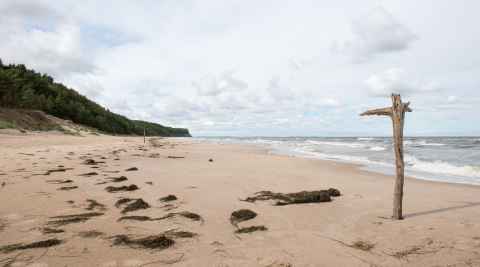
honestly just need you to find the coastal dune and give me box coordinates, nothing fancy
[1,132,479,266]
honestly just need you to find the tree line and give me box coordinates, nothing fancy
[0,59,190,136]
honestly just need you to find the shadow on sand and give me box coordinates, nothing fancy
[404,201,480,219]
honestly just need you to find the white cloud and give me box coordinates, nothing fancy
[365,68,440,96]
[194,70,248,96]
[0,2,95,78]
[447,96,457,103]
[1,1,480,135]
[339,6,417,62]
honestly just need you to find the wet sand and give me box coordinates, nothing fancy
[1,132,480,266]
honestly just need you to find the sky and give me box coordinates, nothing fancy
[1,0,480,136]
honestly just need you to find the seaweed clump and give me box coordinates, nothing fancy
[111,234,174,250]
[235,226,268,234]
[105,184,139,193]
[115,198,135,207]
[157,211,203,223]
[86,199,107,211]
[0,239,63,253]
[107,176,128,183]
[230,209,257,226]
[46,179,73,184]
[118,216,152,222]
[243,189,341,206]
[44,168,73,175]
[83,159,105,165]
[121,199,150,214]
[58,186,78,191]
[41,227,65,234]
[79,172,98,177]
[78,230,104,238]
[159,194,177,202]
[47,212,104,227]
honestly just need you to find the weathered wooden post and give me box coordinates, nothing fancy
[361,94,412,220]
[143,126,146,144]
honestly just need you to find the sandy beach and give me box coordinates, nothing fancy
[1,132,480,267]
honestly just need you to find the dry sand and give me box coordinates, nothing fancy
[0,131,480,266]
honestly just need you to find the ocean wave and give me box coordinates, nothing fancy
[357,137,375,141]
[369,146,386,151]
[405,155,480,178]
[306,140,366,149]
[404,140,445,147]
[292,149,374,165]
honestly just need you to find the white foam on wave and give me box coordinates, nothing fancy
[290,146,374,165]
[369,146,386,151]
[405,155,480,178]
[306,140,366,149]
[357,137,375,141]
[404,140,445,147]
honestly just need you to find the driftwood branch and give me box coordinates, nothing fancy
[360,107,392,117]
[360,94,412,220]
[360,102,412,117]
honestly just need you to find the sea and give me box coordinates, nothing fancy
[197,136,480,186]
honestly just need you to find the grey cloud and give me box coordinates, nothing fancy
[0,0,60,22]
[340,6,417,62]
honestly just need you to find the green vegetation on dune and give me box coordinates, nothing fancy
[0,119,16,129]
[0,60,190,136]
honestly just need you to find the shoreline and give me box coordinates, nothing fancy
[197,137,480,187]
[1,133,480,266]
[237,141,480,191]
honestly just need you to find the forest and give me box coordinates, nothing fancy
[0,59,190,136]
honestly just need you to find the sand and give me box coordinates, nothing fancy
[0,131,479,266]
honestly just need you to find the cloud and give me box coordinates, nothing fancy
[1,1,479,135]
[0,1,96,78]
[194,70,248,96]
[365,68,440,96]
[339,6,417,62]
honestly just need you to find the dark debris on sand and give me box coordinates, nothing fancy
[79,172,98,177]
[118,215,152,222]
[159,194,177,202]
[115,198,135,208]
[86,199,107,211]
[46,179,73,184]
[110,234,174,250]
[57,186,78,191]
[47,212,104,227]
[125,167,138,171]
[44,168,74,175]
[121,199,150,214]
[83,159,105,165]
[105,184,139,193]
[230,209,257,226]
[42,227,65,234]
[158,211,203,223]
[235,225,268,234]
[164,230,198,239]
[242,188,341,206]
[350,240,375,251]
[78,230,104,238]
[0,239,63,253]
[107,176,128,183]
